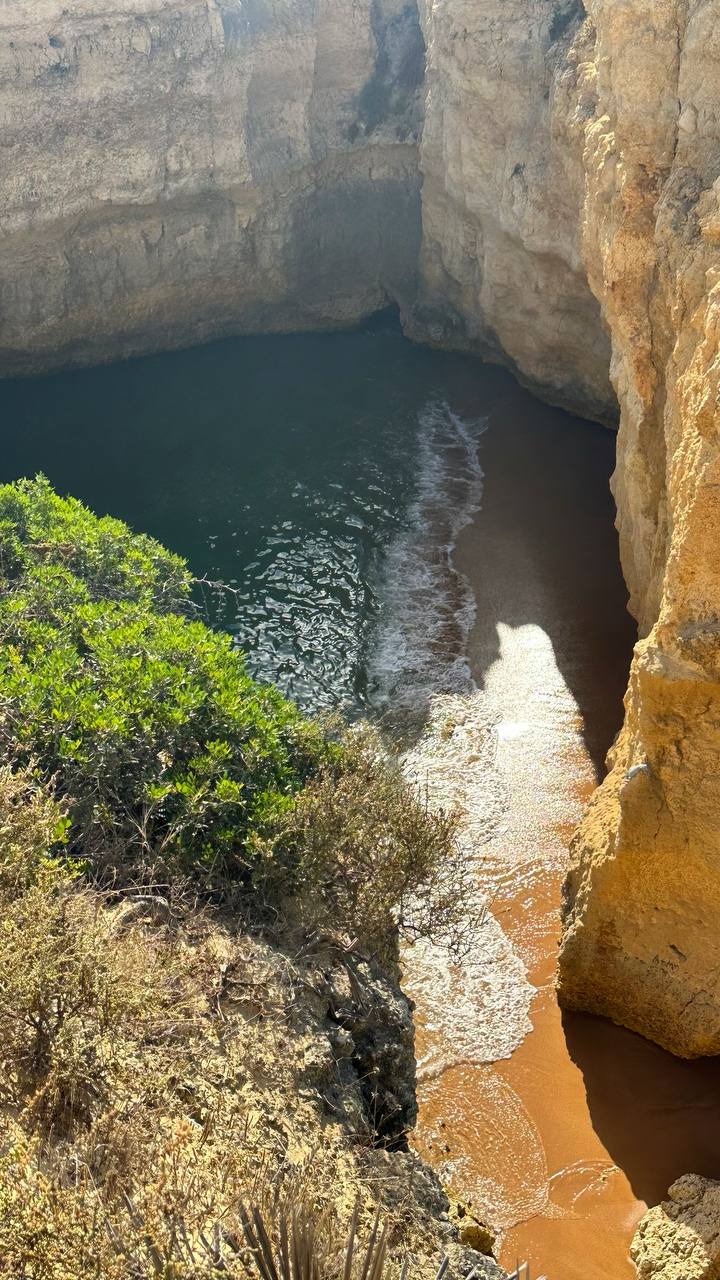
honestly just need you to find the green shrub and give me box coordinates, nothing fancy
[0,477,331,884]
[0,482,481,1279]
[0,472,190,609]
[0,478,470,963]
[256,725,469,966]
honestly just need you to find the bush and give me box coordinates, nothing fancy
[0,472,190,609]
[0,478,470,962]
[0,486,475,1278]
[0,775,436,1280]
[0,768,195,1139]
[256,726,470,967]
[0,477,332,884]
[0,874,197,1138]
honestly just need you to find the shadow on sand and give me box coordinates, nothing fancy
[564,1009,720,1203]
[453,370,637,780]
[449,370,720,1203]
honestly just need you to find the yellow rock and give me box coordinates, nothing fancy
[557,0,720,1057]
[449,1200,496,1256]
[631,1176,720,1280]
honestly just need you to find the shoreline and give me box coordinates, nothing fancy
[405,382,720,1278]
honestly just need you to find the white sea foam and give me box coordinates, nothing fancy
[367,400,536,1070]
[369,400,485,712]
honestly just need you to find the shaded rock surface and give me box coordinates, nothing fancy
[631,1175,720,1280]
[406,0,615,422]
[226,931,505,1277]
[0,0,422,374]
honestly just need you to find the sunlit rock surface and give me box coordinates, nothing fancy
[557,0,720,1059]
[405,0,614,421]
[631,1176,720,1280]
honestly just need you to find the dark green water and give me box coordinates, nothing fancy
[0,316,502,711]
[0,314,635,749]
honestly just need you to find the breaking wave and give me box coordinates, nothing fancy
[369,399,485,714]
[367,400,535,1074]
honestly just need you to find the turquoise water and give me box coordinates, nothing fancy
[0,316,501,712]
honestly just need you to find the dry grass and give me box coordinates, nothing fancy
[0,769,462,1280]
[240,1203,458,1280]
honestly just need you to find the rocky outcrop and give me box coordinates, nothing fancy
[631,1175,720,1280]
[0,0,423,374]
[362,0,720,1063]
[405,0,614,421]
[557,0,720,1058]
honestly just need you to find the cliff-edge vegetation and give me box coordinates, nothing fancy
[0,478,491,1280]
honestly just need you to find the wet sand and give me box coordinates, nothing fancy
[405,382,720,1280]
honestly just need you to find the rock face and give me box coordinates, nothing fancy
[0,0,614,425]
[406,0,615,422]
[631,1175,720,1280]
[556,0,720,1058]
[0,0,423,373]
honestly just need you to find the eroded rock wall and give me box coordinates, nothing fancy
[0,0,423,373]
[0,0,617,425]
[410,0,720,1062]
[405,0,614,421]
[557,0,720,1057]
[0,0,617,427]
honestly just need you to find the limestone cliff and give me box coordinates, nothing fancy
[0,0,423,373]
[1,0,618,422]
[557,0,720,1058]
[0,0,614,426]
[406,0,615,422]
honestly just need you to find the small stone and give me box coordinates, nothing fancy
[458,1221,495,1256]
[449,1201,495,1257]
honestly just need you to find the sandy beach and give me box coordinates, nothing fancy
[404,380,720,1280]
